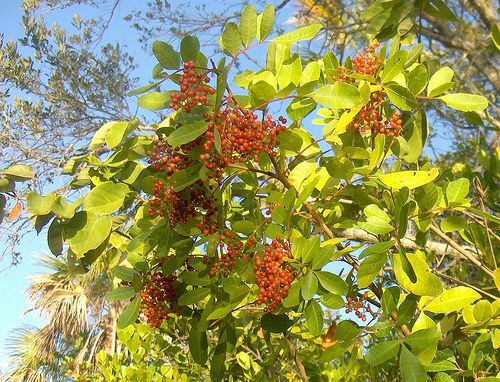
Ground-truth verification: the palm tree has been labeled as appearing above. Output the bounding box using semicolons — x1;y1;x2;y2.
1;252;119;381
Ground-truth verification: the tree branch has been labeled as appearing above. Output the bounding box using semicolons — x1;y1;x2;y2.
286;338;308;382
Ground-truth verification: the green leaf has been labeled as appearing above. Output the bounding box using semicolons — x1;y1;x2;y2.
261;313;293;333
112;266;136;282
180;36;200;62
405;43;423;66
137;92;172;110
257;3;274;41
178;287;211;306
232;220;256;234
408;64;428;96
240;5;257;47
473;300;493;322
333;320;360;342
189;326;208;365
287;97;316;120
310;83;361;109
127;82;161;96
105;121;131;148
167;122;208;147
0;194;5;225
249;80;277;107
392;251;442;296
305;300;323;336
427;67;454;97
277;54;302;89
170;165;201;192
66;211;112;257
438;93;488;111
357;252;386;288
424;286;481;313
377;168;439;190
365;341;400;366
83;181;130;215
210;340;226;382
440;216;467;232
107;287;136;301
404;328;441;351
282;281;302;308
320;293;344;309
0;177;14;192
296;236;320;264
399;345;427;382
380;50;408;83
27;192;56;215
2;164;34;181
360;241;395;259
152;41;180;69
220;22;242;56
117;297;140;329
301;271;318;300
402;111;428;163
206;302;239;320
47;219;63;256
315;271;347;295
359;216;394;235
311;245;336;270
384;83;418;111
272;24;322;44
445;178;469;205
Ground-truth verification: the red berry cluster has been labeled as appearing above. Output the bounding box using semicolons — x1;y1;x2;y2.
139;271;177;328
149;179;217;232
344;294;373;322
207;233;255;277
332;42;381;82
351;42;382;76
199;106;287;181
254;238;296;311
148;138;192;175
168;61;215;112
347;91;402;137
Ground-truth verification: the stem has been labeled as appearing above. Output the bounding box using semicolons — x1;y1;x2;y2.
429;224;494;277
286;338;309;382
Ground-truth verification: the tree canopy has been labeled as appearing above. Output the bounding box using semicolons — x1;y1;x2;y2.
0;1;499;382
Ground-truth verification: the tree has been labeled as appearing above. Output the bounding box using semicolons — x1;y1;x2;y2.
2;0;497;263
2;254;119;381
15;3;499;381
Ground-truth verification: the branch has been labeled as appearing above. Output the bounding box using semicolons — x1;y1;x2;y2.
337;227;479;261
286;338;309;382
469;0;497;29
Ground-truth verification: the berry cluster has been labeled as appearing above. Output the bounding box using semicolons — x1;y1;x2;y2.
149;179;217;232
168;61;215;112
254;238;296;311
148;139;192;175
346;90;403;138
351;42;382;76
200;106;287;180
332;43;382;82
207;233;255;277
139;271;178;328
344;293;373;322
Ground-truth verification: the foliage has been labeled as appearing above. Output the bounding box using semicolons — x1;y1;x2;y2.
11;3;499;382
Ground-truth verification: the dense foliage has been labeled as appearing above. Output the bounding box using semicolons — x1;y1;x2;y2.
1;2;499;382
